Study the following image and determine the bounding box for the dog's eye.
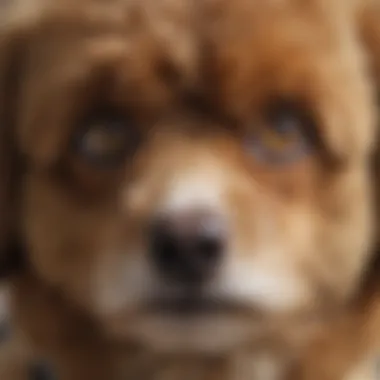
[73,111,139,167]
[246,103,313,165]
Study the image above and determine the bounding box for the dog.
[0,0,378,379]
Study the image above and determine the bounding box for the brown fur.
[0,1,379,379]
[292,1,380,379]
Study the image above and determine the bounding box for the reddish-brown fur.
[292,2,380,379]
[0,1,379,379]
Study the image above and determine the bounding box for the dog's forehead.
[198,0,375,157]
[3,0,199,65]
[3,0,353,82]
[3,0,348,59]
[4,0,375,160]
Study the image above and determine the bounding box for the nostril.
[196,235,223,264]
[150,223,179,267]
[149,210,227,284]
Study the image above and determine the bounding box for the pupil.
[272,114,296,135]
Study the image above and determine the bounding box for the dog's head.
[0,0,376,354]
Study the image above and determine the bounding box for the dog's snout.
[149,210,227,284]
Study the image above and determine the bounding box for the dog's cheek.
[224,165,373,314]
[20,179,97,301]
[217,185,310,312]
[300,168,374,311]
[20,173,149,316]
[89,249,153,318]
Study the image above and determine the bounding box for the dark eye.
[72,109,139,168]
[246,102,314,165]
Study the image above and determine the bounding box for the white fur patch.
[92,251,152,317]
[160,165,225,214]
[216,252,310,313]
[232,351,284,380]
[345,356,378,380]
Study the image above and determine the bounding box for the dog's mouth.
[144,292,253,319]
[102,290,323,353]
[150,297,221,316]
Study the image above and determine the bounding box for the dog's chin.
[106,314,254,354]
[100,296,257,354]
[132,315,256,354]
[99,292,328,354]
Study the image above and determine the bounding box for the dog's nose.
[149,210,226,285]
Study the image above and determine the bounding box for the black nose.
[149,210,227,285]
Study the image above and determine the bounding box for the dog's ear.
[355,0,380,238]
[0,3,32,278]
[356,0,380,85]
[290,5,380,380]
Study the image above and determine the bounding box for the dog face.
[0,0,376,354]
